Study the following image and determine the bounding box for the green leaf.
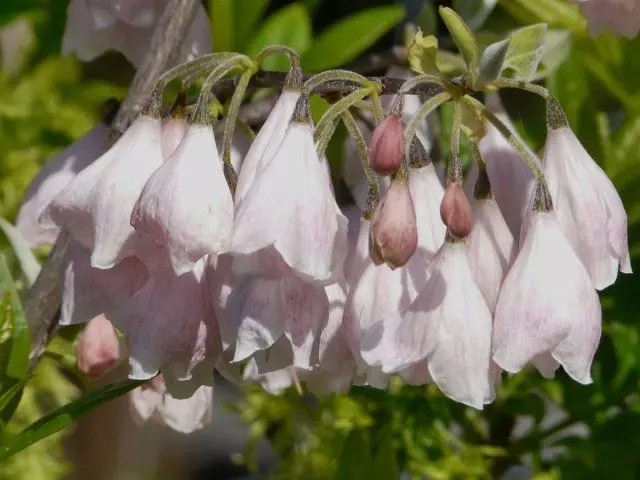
[210,0,234,51]
[476,39,509,87]
[372,426,398,480]
[460,100,487,141]
[453,0,497,31]
[302,6,405,72]
[335,429,372,480]
[0,379,144,460]
[0,257,29,382]
[499,0,584,33]
[0,0,42,28]
[502,24,548,81]
[414,1,437,36]
[234,0,271,52]
[0,376,29,421]
[0,218,40,286]
[246,4,312,71]
[408,31,441,76]
[439,7,478,77]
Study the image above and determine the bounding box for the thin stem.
[342,109,378,190]
[254,45,300,68]
[370,91,385,124]
[389,74,442,114]
[303,69,375,92]
[223,68,256,167]
[491,78,550,100]
[192,55,250,124]
[235,117,256,142]
[463,94,544,179]
[156,52,238,88]
[314,87,374,154]
[448,100,463,185]
[404,91,451,153]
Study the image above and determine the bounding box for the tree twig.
[24,0,201,369]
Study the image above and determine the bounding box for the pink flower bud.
[440,183,472,238]
[369,178,418,268]
[368,115,404,176]
[76,314,121,378]
[160,116,188,160]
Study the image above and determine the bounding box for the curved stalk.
[403,91,452,153]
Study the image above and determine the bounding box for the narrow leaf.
[439,7,478,75]
[453,0,498,31]
[502,24,548,81]
[414,2,437,35]
[246,3,312,71]
[372,426,398,480]
[210,0,234,51]
[234,0,271,51]
[0,217,41,286]
[475,39,509,87]
[336,430,372,480]
[302,6,405,72]
[0,377,29,419]
[0,256,29,381]
[0,380,144,460]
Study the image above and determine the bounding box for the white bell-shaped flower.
[131,123,234,275]
[493,185,602,384]
[570,0,640,38]
[235,90,301,205]
[544,121,631,290]
[42,114,164,268]
[230,120,348,284]
[17,123,109,247]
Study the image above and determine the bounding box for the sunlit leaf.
[408,31,440,76]
[439,6,478,78]
[0,379,144,460]
[0,257,29,382]
[0,217,40,286]
[502,24,548,81]
[302,6,405,71]
[476,39,509,87]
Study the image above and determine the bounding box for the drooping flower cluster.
[17,56,631,425]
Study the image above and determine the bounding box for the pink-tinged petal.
[17,123,109,247]
[353,366,388,390]
[62,0,117,62]
[108,0,159,27]
[235,91,301,205]
[408,164,446,262]
[473,94,539,242]
[281,276,330,369]
[572,0,640,38]
[60,239,148,326]
[231,122,347,284]
[467,198,516,313]
[544,126,631,289]
[399,362,432,386]
[76,314,121,378]
[160,116,188,160]
[112,257,220,381]
[132,124,234,275]
[129,374,213,433]
[207,254,237,351]
[242,359,295,395]
[227,277,285,362]
[493,211,602,384]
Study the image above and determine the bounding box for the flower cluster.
[17,53,631,427]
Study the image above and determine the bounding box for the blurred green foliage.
[0,0,638,478]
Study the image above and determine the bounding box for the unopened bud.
[440,183,472,238]
[160,116,188,160]
[76,314,121,379]
[368,115,404,176]
[369,178,418,268]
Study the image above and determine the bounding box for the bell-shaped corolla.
[492,209,602,384]
[570,0,640,38]
[131,123,234,275]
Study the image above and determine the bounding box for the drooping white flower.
[62,0,212,68]
[469,94,540,242]
[543,124,631,290]
[160,115,188,160]
[129,374,213,434]
[466,178,516,312]
[42,114,164,268]
[131,123,234,275]
[16,123,109,247]
[230,120,348,284]
[111,255,220,383]
[61,239,148,326]
[378,239,494,409]
[235,90,301,205]
[571,0,640,38]
[492,195,602,384]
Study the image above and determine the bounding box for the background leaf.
[454,0,498,31]
[233,0,271,52]
[0,257,29,382]
[0,218,40,286]
[302,6,405,71]
[246,3,312,71]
